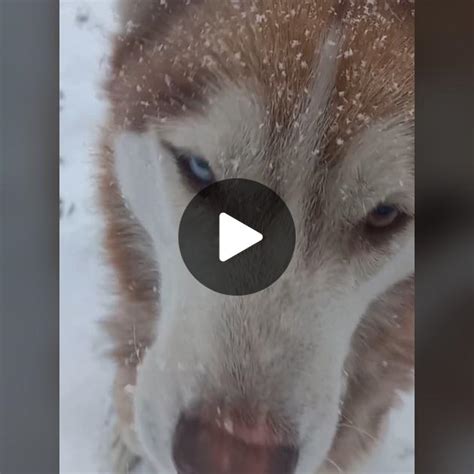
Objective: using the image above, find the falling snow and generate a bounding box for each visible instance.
[60,1,414,473]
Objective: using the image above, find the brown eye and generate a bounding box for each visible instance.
[366,204,401,229]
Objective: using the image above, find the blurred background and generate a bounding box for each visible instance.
[415,1,474,472]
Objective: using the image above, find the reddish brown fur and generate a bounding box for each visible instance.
[99,130,158,362]
[98,0,414,471]
[106,0,414,137]
[324,277,414,471]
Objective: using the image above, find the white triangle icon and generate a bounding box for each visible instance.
[219,213,263,262]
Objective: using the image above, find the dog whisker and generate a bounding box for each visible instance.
[325,456,345,473]
[337,423,376,442]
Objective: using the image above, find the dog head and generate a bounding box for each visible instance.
[107,1,414,472]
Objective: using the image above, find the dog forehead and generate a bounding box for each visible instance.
[107,0,414,135]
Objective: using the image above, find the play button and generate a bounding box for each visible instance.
[178,179,295,295]
[219,213,263,262]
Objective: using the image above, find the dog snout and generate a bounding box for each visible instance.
[172,405,299,474]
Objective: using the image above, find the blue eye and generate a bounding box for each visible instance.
[189,156,213,182]
[366,204,400,228]
[176,152,215,188]
[374,205,396,216]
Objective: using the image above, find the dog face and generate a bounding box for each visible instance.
[108,1,414,472]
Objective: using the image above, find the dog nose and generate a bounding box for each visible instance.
[172,407,299,474]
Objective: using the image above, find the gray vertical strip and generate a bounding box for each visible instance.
[415,0,474,473]
[0,1,59,473]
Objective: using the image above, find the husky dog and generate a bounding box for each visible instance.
[98,1,414,473]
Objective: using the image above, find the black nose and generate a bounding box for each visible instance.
[172,412,299,474]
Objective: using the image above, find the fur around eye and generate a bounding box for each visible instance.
[357,203,410,247]
[364,201,414,238]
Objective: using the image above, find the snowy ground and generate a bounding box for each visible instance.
[59,1,414,472]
